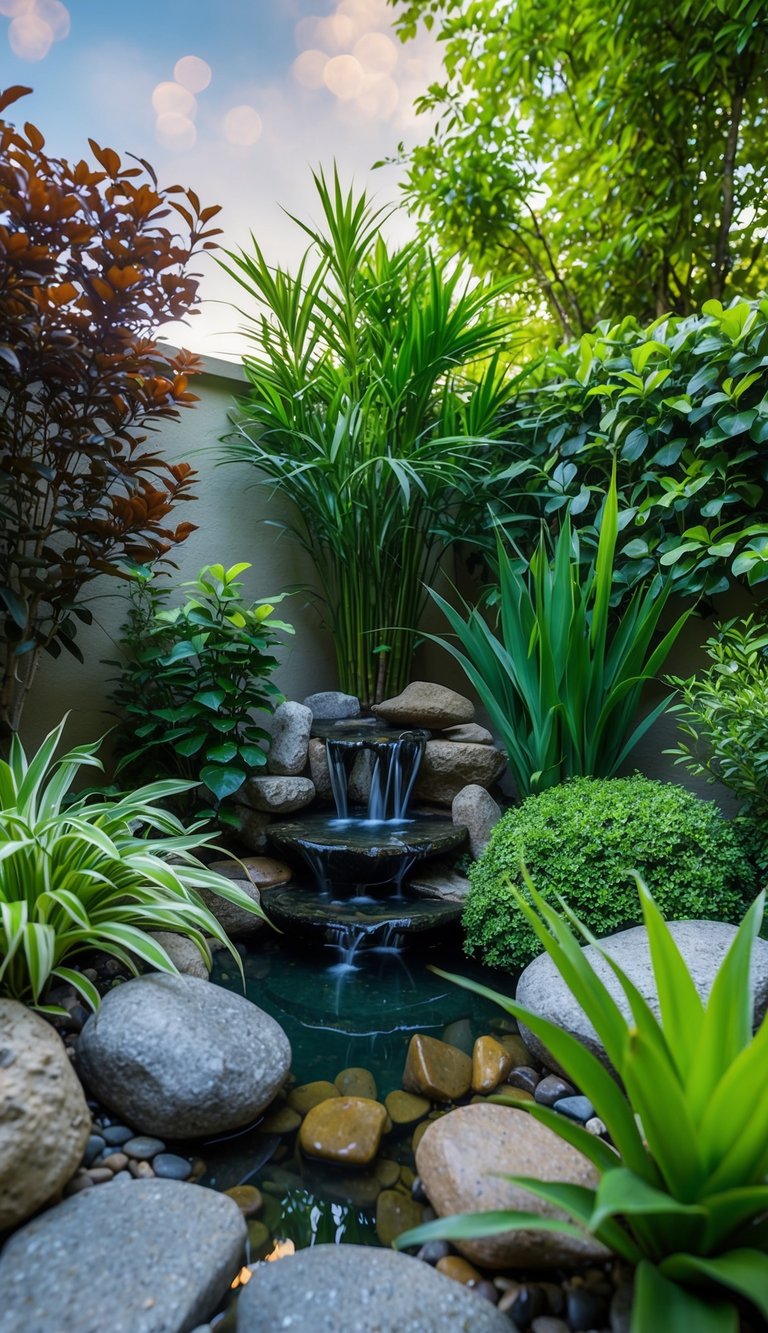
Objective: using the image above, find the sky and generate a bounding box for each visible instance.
[0,0,440,356]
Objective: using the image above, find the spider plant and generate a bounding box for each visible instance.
[220,167,517,707]
[396,876,768,1333]
[427,467,690,795]
[0,717,265,1011]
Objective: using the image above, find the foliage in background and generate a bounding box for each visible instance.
[221,168,517,707]
[397,879,768,1333]
[465,776,754,970]
[0,85,222,742]
[428,471,688,797]
[108,563,291,824]
[390,0,768,342]
[0,718,264,1011]
[667,615,768,873]
[492,300,768,600]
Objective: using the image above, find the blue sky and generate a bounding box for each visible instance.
[0,0,439,355]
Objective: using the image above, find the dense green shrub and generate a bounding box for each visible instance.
[494,299,768,600]
[465,775,755,969]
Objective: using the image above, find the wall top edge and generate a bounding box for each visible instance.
[158,342,248,385]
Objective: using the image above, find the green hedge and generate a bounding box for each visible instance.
[464,775,756,970]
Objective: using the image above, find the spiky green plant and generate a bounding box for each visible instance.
[396,877,768,1333]
[0,718,265,1011]
[427,468,690,795]
[220,167,517,706]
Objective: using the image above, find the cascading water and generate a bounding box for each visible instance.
[263,719,468,966]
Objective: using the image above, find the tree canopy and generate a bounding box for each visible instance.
[390,0,768,342]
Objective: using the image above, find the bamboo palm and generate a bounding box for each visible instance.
[220,167,516,706]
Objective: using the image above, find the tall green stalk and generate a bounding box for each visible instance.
[219,168,516,706]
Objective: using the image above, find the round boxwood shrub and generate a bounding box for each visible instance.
[464,775,757,971]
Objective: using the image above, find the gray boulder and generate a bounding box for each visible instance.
[0,1178,246,1333]
[0,1001,90,1229]
[303,690,360,720]
[266,701,313,776]
[372,680,475,730]
[149,931,210,979]
[236,1244,511,1332]
[77,974,291,1137]
[517,919,768,1074]
[414,741,506,806]
[240,774,315,814]
[451,783,502,858]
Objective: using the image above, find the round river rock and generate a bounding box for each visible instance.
[77,973,291,1137]
[236,1243,512,1332]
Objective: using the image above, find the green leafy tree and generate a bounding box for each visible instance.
[389,0,768,339]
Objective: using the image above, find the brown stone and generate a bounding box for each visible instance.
[375,1189,424,1247]
[209,856,292,889]
[416,1104,610,1269]
[412,1121,430,1152]
[385,1090,431,1125]
[288,1081,340,1115]
[414,742,507,807]
[0,1001,91,1229]
[472,1036,513,1094]
[372,681,475,730]
[260,1105,302,1134]
[373,1158,401,1188]
[498,1034,537,1067]
[99,1152,128,1172]
[335,1067,378,1100]
[299,1097,388,1166]
[442,724,494,744]
[436,1256,484,1285]
[402,1034,472,1103]
[225,1184,263,1216]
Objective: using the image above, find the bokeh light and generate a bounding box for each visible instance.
[8,12,52,59]
[292,49,328,91]
[223,104,263,147]
[294,14,321,51]
[0,0,34,17]
[356,72,399,119]
[353,31,397,74]
[323,54,365,101]
[314,12,356,52]
[35,0,68,39]
[152,81,197,118]
[155,112,197,151]
[174,54,212,93]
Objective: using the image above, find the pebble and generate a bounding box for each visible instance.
[385,1090,431,1125]
[153,1153,192,1181]
[472,1281,500,1305]
[225,1185,263,1216]
[85,1168,114,1184]
[471,1036,512,1094]
[586,1116,608,1137]
[417,1240,452,1265]
[509,1284,547,1325]
[553,1096,594,1124]
[123,1136,166,1160]
[531,1320,570,1333]
[441,1019,474,1055]
[260,1105,302,1134]
[111,1171,132,1184]
[411,1175,429,1204]
[334,1067,377,1100]
[247,1219,272,1259]
[288,1080,340,1114]
[507,1065,541,1094]
[83,1134,106,1166]
[129,1160,155,1179]
[373,1159,400,1188]
[402,1033,472,1102]
[534,1075,576,1107]
[101,1125,133,1146]
[436,1255,483,1285]
[375,1190,424,1247]
[63,1172,94,1197]
[299,1096,387,1167]
[539,1282,566,1315]
[99,1152,128,1172]
[566,1285,607,1330]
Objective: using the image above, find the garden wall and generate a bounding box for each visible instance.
[24,351,743,806]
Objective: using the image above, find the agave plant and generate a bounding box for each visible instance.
[220,167,516,706]
[396,877,768,1333]
[427,468,690,795]
[0,718,265,1011]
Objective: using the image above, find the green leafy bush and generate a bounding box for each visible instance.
[465,776,755,969]
[0,719,265,1010]
[109,562,292,822]
[429,469,688,796]
[495,298,768,599]
[398,879,768,1333]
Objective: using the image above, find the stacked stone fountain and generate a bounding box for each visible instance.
[230,683,506,959]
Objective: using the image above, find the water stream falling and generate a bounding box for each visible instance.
[325,730,426,822]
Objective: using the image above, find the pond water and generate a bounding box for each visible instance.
[202,934,510,1257]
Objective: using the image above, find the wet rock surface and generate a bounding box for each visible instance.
[402,1033,473,1102]
[299,1096,388,1166]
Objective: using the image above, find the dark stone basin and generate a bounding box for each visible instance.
[259,884,463,948]
[310,719,430,744]
[267,812,466,889]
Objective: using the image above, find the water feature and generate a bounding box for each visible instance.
[263,718,468,959]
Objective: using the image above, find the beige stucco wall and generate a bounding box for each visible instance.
[23,353,750,808]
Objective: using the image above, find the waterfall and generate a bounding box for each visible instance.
[326,731,426,822]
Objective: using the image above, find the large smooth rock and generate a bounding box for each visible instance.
[197,877,265,939]
[372,681,475,730]
[517,919,768,1075]
[299,1096,388,1166]
[416,1103,609,1268]
[402,1033,472,1102]
[414,741,506,806]
[236,1244,512,1332]
[240,775,315,814]
[266,701,313,776]
[0,1178,246,1333]
[303,690,360,720]
[77,974,291,1137]
[0,1001,90,1230]
[149,931,210,979]
[408,864,471,903]
[452,784,502,858]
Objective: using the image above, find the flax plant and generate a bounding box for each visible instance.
[397,877,768,1333]
[428,469,690,795]
[220,169,516,706]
